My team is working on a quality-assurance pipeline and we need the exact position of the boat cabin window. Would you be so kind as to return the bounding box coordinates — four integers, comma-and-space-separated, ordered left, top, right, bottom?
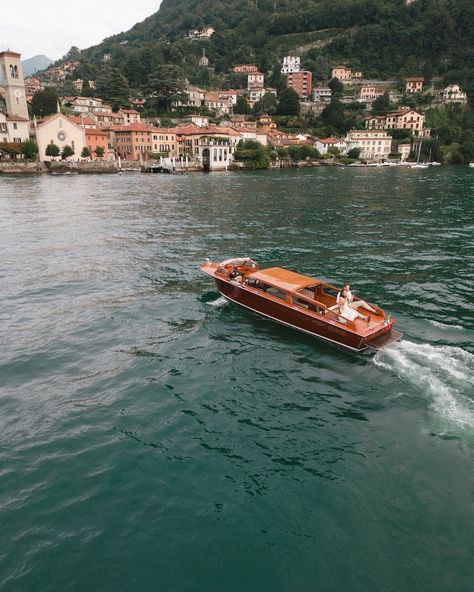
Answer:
293, 296, 323, 313
247, 279, 287, 301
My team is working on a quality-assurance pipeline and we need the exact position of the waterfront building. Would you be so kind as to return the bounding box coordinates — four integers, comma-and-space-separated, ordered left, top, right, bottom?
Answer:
174, 125, 240, 158
35, 112, 86, 161
345, 130, 392, 161
85, 128, 109, 158
198, 137, 234, 171
398, 142, 411, 161
281, 56, 301, 74
151, 128, 177, 156
287, 71, 312, 100
404, 77, 424, 93
114, 123, 155, 160
314, 137, 347, 155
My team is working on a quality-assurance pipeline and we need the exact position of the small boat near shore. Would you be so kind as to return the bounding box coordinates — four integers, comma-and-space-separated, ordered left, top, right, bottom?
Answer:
201, 258, 402, 352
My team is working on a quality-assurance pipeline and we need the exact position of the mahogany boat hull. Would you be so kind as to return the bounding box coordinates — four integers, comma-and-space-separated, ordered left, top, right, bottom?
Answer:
201, 260, 401, 352
215, 277, 368, 351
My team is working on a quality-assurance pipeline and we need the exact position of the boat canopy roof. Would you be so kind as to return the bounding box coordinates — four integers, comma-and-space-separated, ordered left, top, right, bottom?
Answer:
250, 267, 320, 292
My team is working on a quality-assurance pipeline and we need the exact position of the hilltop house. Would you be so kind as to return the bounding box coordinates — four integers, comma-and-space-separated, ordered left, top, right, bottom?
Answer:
404, 77, 424, 93
313, 87, 332, 102
365, 107, 426, 135
359, 84, 384, 102
331, 66, 362, 83
186, 27, 214, 39
232, 64, 258, 73
281, 56, 300, 74
442, 84, 467, 104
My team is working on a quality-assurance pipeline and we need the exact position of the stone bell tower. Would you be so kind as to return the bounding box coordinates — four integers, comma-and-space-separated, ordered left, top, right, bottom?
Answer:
0, 51, 29, 120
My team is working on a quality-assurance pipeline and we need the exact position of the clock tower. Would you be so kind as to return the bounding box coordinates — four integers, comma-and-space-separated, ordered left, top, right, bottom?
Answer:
0, 51, 29, 120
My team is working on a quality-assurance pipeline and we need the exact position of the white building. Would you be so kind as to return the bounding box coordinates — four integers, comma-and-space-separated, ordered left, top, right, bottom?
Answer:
281, 56, 300, 74
313, 87, 332, 102
442, 84, 467, 104
35, 113, 86, 161
248, 72, 264, 91
69, 96, 105, 114
314, 137, 347, 155
185, 87, 205, 108
198, 137, 234, 171
345, 130, 392, 162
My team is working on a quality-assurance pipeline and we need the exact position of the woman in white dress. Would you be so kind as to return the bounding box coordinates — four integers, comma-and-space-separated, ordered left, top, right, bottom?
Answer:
338, 289, 370, 322
337, 283, 376, 314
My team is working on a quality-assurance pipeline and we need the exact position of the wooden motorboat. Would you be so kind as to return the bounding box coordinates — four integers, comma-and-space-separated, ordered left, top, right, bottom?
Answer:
201, 258, 402, 352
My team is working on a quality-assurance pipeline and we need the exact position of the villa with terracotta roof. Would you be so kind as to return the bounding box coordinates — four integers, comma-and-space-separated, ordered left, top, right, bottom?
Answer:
365, 106, 426, 135
314, 137, 347, 155
85, 128, 109, 158
404, 77, 424, 93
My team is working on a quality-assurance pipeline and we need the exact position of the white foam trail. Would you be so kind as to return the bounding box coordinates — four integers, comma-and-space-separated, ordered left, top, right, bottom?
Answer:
374, 340, 474, 430
207, 296, 228, 308
428, 320, 464, 331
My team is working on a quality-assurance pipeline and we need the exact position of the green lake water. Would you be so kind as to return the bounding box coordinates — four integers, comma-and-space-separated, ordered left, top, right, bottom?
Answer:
1, 167, 473, 591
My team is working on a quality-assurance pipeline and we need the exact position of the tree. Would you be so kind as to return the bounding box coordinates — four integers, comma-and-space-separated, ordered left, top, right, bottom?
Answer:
81, 147, 91, 158
21, 140, 38, 160
32, 89, 58, 117
276, 87, 300, 116
95, 146, 104, 158
321, 98, 345, 132
253, 92, 278, 115
234, 95, 251, 115
145, 65, 187, 113
62, 145, 74, 159
45, 143, 60, 158
372, 92, 390, 115
347, 147, 361, 159
95, 66, 130, 111
0, 142, 22, 158
234, 139, 270, 169
328, 77, 344, 97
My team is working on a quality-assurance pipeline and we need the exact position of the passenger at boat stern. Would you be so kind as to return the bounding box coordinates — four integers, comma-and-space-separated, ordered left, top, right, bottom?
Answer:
337, 283, 376, 314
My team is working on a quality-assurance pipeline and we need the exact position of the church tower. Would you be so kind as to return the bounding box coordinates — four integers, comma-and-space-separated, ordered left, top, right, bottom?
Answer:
0, 51, 29, 120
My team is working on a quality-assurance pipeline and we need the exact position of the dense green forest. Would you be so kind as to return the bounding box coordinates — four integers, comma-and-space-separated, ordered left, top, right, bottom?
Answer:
74, 0, 474, 98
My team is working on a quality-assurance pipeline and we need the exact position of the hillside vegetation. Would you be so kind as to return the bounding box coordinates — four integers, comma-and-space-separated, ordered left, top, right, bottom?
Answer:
78, 0, 473, 97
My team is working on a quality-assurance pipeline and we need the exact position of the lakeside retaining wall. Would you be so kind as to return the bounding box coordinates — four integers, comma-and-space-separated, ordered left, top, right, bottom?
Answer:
0, 161, 47, 174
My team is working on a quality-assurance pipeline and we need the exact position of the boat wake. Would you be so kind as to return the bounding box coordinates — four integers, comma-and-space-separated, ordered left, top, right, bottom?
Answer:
374, 340, 474, 432
428, 319, 464, 331
206, 295, 228, 308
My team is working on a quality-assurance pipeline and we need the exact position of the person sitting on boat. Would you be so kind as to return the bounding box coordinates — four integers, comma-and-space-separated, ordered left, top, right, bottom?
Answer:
228, 266, 243, 283
337, 283, 376, 314
338, 289, 370, 322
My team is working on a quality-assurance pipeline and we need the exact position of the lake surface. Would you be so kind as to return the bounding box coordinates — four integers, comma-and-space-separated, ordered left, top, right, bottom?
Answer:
1, 167, 473, 591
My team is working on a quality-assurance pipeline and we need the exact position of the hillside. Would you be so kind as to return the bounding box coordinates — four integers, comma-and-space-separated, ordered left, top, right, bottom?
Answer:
77, 0, 474, 97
